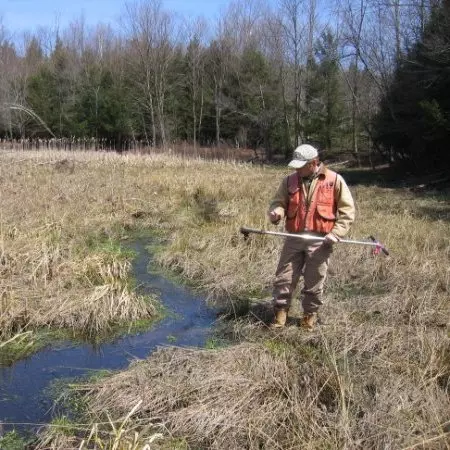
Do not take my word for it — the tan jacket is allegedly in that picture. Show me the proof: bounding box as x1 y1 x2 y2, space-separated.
269 164 355 238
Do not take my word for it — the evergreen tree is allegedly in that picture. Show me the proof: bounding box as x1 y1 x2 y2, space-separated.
26 67 60 137
312 30 346 154
374 2 450 172
27 38 75 137
73 66 132 145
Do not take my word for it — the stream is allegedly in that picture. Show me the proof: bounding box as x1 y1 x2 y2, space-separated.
0 239 217 432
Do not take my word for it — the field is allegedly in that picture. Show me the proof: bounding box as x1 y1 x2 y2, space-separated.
0 150 449 449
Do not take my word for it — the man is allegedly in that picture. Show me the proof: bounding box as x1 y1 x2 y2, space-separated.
268 144 355 330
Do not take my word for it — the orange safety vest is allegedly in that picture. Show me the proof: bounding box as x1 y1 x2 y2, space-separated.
285 169 338 234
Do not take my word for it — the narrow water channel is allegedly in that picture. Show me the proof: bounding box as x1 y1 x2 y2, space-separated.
0 239 217 431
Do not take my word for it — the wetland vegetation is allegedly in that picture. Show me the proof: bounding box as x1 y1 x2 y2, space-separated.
0 150 448 449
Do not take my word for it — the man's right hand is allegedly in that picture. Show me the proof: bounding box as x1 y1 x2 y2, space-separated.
269 211 281 225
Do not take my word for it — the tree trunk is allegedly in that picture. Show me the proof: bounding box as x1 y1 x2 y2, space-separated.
214 76 221 147
149 92 156 148
351 58 360 167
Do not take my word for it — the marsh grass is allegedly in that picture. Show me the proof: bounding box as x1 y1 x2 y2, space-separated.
0 151 167 362
0 329 75 365
0 430 29 450
1 150 449 449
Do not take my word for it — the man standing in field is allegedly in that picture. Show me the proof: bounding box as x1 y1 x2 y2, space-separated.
268 144 355 330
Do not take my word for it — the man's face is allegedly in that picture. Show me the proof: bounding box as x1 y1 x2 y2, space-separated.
295 160 317 178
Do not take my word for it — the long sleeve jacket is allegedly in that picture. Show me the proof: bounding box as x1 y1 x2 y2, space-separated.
268 164 355 238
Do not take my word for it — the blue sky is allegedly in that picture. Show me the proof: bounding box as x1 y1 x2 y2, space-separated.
1 0 236 34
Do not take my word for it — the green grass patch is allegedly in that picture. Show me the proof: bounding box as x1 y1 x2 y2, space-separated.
0 297 161 366
0 430 29 450
205 337 229 349
45 369 117 425
48 416 77 436
263 339 293 357
0 329 74 367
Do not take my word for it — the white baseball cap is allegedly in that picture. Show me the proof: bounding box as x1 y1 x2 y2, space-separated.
288 144 319 168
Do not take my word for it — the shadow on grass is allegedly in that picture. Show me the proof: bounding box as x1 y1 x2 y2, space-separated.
247 300 275 326
412 190 450 222
338 165 450 190
340 166 399 187
415 204 450 222
217 298 274 325
219 299 304 328
338 166 450 222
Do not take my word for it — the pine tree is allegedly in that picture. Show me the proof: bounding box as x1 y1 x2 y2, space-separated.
374 2 450 172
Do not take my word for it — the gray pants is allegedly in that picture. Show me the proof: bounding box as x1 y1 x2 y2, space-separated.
272 236 333 314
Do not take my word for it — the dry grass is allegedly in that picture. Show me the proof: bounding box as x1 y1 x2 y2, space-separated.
80 344 345 449
1 150 449 449
64 328 449 449
0 151 172 342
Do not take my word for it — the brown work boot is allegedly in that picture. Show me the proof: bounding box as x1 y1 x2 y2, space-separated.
300 313 317 331
271 308 288 328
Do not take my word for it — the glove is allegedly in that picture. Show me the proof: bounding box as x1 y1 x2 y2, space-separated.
268 210 281 225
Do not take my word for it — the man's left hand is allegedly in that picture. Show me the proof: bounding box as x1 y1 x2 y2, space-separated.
324 233 340 245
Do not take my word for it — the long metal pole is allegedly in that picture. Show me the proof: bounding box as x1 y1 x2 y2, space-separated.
240 227 389 255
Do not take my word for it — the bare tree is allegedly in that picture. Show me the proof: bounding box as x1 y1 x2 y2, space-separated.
219 0 270 149
124 0 177 148
185 19 208 149
336 0 438 163
205 12 238 148
0 19 25 138
280 0 307 146
221 0 267 53
0 18 11 136
277 0 322 147
263 14 292 156
341 0 367 165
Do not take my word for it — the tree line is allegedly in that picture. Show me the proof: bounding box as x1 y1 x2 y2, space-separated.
0 0 447 172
